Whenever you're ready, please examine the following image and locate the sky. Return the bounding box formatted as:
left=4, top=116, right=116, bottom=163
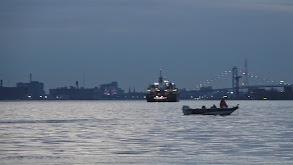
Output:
left=1, top=0, right=293, bottom=92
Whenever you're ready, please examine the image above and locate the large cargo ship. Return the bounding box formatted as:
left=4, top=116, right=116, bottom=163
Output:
left=146, top=70, right=179, bottom=102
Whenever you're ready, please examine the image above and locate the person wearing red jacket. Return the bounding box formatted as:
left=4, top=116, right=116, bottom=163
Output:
left=220, top=98, right=228, bottom=108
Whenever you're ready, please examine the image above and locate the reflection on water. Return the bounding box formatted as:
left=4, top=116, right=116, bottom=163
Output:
left=0, top=100, right=292, bottom=164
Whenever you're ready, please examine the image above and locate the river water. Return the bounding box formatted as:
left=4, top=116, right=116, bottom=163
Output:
left=0, top=100, right=292, bottom=164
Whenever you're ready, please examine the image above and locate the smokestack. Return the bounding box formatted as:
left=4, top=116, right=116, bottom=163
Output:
left=76, top=81, right=79, bottom=89
left=30, top=74, right=32, bottom=82
left=0, top=80, right=2, bottom=87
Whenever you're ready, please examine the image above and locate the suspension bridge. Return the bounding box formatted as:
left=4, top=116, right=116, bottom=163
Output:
left=194, top=61, right=292, bottom=99
left=196, top=68, right=291, bottom=89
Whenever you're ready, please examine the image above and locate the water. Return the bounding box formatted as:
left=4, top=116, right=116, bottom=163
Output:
left=0, top=100, right=292, bottom=164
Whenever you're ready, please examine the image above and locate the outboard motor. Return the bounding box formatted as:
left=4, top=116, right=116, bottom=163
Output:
left=182, top=105, right=191, bottom=115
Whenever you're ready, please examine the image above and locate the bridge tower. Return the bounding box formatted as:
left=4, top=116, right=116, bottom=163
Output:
left=232, top=67, right=242, bottom=97
left=244, top=58, right=249, bottom=86
left=232, top=67, right=238, bottom=90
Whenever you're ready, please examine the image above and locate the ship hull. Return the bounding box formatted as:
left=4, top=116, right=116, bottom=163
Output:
left=146, top=93, right=179, bottom=102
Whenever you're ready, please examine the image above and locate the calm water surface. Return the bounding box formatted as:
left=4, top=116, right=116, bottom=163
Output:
left=0, top=100, right=292, bottom=164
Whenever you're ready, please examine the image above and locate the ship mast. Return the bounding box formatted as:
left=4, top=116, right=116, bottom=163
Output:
left=159, top=69, right=163, bottom=84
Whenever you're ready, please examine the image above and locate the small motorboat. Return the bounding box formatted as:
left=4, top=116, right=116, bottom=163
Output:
left=182, top=104, right=239, bottom=116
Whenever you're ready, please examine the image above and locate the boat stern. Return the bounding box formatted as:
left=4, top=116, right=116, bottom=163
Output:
left=182, top=105, right=191, bottom=115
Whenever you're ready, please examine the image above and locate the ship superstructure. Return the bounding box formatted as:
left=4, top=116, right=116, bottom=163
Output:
left=146, top=70, right=179, bottom=102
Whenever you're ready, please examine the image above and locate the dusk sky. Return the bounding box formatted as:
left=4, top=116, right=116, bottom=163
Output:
left=1, top=0, right=293, bottom=92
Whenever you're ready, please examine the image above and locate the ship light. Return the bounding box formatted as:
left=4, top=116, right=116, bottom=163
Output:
left=164, top=89, right=167, bottom=91
left=173, top=89, right=177, bottom=91
left=147, top=89, right=150, bottom=92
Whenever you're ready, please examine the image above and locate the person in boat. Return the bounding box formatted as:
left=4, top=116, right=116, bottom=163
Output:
left=211, top=104, right=217, bottom=109
left=220, top=98, right=228, bottom=108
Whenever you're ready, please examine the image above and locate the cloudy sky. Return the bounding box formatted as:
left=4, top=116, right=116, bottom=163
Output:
left=1, top=0, right=293, bottom=92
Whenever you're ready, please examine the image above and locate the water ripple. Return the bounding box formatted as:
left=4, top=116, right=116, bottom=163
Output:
left=0, top=100, right=292, bottom=164
left=0, top=119, right=99, bottom=124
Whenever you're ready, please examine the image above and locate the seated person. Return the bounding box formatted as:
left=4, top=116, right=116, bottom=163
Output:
left=220, top=98, right=228, bottom=108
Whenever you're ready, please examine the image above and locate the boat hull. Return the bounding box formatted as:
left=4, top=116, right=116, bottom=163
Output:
left=182, top=105, right=239, bottom=116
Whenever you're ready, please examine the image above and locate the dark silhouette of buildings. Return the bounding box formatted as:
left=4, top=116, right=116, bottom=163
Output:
left=49, top=81, right=126, bottom=100
left=1, top=71, right=292, bottom=100
left=100, top=81, right=124, bottom=96
left=49, top=86, right=101, bottom=100
left=0, top=75, right=45, bottom=100
left=17, top=81, right=45, bottom=99
left=0, top=84, right=28, bottom=100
